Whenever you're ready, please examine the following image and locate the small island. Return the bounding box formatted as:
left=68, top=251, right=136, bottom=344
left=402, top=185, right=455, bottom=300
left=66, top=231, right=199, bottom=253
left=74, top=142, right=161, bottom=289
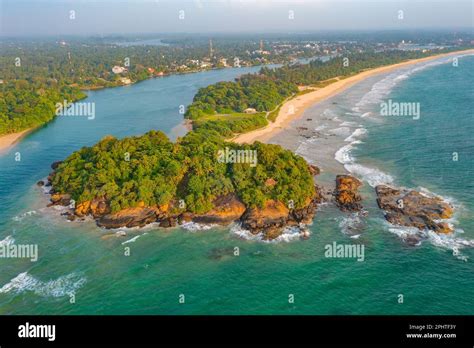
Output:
left=45, top=129, right=321, bottom=240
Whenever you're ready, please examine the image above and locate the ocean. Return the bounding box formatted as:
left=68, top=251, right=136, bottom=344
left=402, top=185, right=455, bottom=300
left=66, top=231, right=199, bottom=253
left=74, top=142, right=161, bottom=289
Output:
left=0, top=55, right=472, bottom=315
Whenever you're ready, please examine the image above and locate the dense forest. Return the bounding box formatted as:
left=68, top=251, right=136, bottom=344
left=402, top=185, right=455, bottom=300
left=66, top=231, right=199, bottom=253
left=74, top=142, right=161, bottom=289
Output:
left=185, top=74, right=297, bottom=119
left=51, top=129, right=315, bottom=214
left=0, top=80, right=86, bottom=134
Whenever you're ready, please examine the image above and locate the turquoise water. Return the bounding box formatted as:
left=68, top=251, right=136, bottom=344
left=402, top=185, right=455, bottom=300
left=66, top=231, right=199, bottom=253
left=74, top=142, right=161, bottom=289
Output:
left=0, top=58, right=473, bottom=315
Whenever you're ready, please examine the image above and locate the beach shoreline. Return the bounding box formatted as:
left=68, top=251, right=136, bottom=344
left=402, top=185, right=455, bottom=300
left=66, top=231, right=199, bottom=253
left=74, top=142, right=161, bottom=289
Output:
left=0, top=128, right=34, bottom=154
left=232, top=49, right=474, bottom=144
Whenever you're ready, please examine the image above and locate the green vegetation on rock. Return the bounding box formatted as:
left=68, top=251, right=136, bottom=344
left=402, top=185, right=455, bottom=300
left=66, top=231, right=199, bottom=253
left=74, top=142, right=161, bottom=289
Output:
left=51, top=129, right=315, bottom=214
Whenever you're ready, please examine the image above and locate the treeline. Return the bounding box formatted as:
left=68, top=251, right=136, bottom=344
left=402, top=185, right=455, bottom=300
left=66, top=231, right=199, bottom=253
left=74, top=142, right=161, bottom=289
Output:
left=259, top=49, right=447, bottom=85
left=185, top=74, right=297, bottom=119
left=0, top=80, right=85, bottom=134
left=192, top=114, right=269, bottom=138
left=52, top=129, right=315, bottom=214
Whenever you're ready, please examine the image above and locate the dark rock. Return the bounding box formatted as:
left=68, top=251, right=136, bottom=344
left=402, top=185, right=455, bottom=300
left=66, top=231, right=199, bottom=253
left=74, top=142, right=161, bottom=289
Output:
left=403, top=234, right=424, bottom=246
left=178, top=212, right=194, bottom=224
left=36, top=180, right=45, bottom=187
left=159, top=217, right=177, bottom=228
left=375, top=184, right=454, bottom=234
left=51, top=161, right=63, bottom=170
left=240, top=188, right=322, bottom=240
left=50, top=193, right=71, bottom=206
left=241, top=200, right=291, bottom=240
left=207, top=247, right=235, bottom=260
left=308, top=164, right=320, bottom=176
left=97, top=207, right=160, bottom=229
left=334, top=175, right=363, bottom=212
left=67, top=214, right=76, bottom=221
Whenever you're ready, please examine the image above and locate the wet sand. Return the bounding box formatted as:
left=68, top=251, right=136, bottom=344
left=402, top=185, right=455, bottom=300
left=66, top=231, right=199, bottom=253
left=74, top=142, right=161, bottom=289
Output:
left=0, top=128, right=33, bottom=153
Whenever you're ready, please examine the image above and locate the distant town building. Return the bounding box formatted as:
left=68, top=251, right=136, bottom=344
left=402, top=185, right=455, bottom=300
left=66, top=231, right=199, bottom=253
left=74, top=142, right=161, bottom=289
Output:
left=112, top=66, right=126, bottom=74
left=219, top=58, right=228, bottom=66
left=243, top=108, right=257, bottom=114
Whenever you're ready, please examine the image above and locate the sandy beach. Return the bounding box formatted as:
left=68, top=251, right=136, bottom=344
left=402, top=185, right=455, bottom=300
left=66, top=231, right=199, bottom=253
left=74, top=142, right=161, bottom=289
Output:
left=0, top=128, right=33, bottom=153
left=232, top=49, right=474, bottom=144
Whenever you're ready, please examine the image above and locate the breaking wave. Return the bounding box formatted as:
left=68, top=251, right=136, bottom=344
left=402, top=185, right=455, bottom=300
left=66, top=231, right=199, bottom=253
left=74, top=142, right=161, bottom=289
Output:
left=230, top=224, right=309, bottom=243
left=0, top=272, right=86, bottom=298
left=12, top=210, right=37, bottom=222
left=181, top=221, right=215, bottom=232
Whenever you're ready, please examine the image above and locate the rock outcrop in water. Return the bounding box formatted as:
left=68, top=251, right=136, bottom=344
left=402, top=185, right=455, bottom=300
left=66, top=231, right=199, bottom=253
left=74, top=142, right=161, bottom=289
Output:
left=241, top=197, right=321, bottom=240
left=46, top=163, right=322, bottom=240
left=45, top=130, right=321, bottom=240
left=334, top=175, right=363, bottom=212
left=375, top=185, right=454, bottom=234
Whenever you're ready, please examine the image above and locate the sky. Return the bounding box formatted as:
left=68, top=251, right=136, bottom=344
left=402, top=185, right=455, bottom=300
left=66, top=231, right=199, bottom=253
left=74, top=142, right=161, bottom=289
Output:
left=1, top=0, right=473, bottom=36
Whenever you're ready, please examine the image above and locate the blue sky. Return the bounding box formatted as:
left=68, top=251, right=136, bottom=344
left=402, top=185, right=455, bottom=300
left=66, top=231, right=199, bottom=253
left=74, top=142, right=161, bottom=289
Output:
left=1, top=0, right=473, bottom=36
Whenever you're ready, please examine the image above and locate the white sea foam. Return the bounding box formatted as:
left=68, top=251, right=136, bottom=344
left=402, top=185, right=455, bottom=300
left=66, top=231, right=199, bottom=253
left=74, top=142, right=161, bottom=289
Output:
left=322, top=109, right=338, bottom=118
left=339, top=213, right=364, bottom=236
left=333, top=126, right=394, bottom=188
left=386, top=220, right=473, bottom=260
left=388, top=225, right=420, bottom=238
left=12, top=210, right=37, bottom=222
left=121, top=233, right=147, bottom=245
left=181, top=221, right=214, bottom=232
left=230, top=224, right=262, bottom=241
left=334, top=141, right=360, bottom=164
left=344, top=163, right=394, bottom=187
left=340, top=121, right=357, bottom=127
left=344, top=128, right=367, bottom=142
left=314, top=125, right=328, bottom=131
left=329, top=126, right=352, bottom=136
left=0, top=272, right=86, bottom=298
left=353, top=58, right=450, bottom=113
left=230, top=224, right=308, bottom=243
left=426, top=231, right=473, bottom=261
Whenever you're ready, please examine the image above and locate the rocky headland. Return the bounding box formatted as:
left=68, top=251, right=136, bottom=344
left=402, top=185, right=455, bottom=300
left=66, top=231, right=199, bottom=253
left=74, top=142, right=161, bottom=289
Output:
left=44, top=161, right=323, bottom=241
